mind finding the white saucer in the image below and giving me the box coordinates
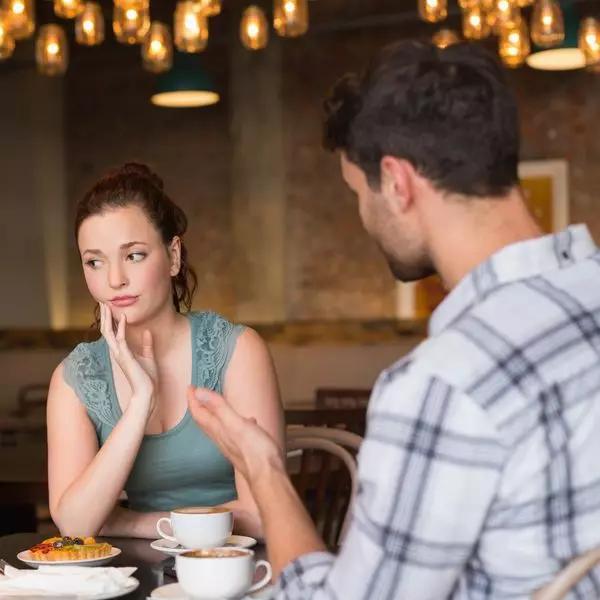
[150,582,274,599]
[150,536,257,555]
[17,547,122,568]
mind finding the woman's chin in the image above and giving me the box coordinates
[109,303,143,323]
[103,297,173,327]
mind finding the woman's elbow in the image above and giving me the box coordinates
[50,504,102,538]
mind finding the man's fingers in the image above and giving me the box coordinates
[192,387,222,406]
[187,389,222,438]
[187,387,216,424]
[188,388,244,431]
[193,387,242,423]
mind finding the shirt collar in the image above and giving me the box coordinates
[428,224,597,336]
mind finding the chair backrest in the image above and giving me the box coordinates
[285,406,367,437]
[286,427,362,550]
[315,387,371,410]
[534,548,600,600]
[287,426,362,451]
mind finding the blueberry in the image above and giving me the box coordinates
[73,538,84,545]
[52,541,64,548]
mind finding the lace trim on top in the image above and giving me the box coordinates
[62,312,243,431]
[195,311,241,395]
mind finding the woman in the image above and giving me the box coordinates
[47,162,284,539]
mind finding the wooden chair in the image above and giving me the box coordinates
[315,387,371,410]
[286,427,362,550]
[534,548,600,600]
[286,406,367,437]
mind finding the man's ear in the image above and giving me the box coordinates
[380,156,416,214]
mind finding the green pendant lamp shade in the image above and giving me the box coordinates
[526,0,586,70]
[151,52,219,107]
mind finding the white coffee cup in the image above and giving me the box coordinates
[156,506,233,549]
[175,548,272,599]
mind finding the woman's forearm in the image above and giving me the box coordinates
[222,499,263,540]
[98,505,169,538]
[52,402,151,536]
[100,502,260,541]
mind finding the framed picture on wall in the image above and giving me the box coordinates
[395,159,570,320]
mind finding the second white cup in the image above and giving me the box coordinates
[176,548,272,599]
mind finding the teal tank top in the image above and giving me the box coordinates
[62,311,244,512]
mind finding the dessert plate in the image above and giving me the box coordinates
[17,547,122,568]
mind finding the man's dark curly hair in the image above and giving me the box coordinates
[323,39,520,198]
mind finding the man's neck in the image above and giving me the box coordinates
[429,190,543,290]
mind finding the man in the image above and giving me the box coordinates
[188,39,600,598]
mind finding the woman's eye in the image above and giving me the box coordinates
[128,252,146,263]
[85,259,102,269]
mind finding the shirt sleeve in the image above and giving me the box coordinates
[274,367,507,600]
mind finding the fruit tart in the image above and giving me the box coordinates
[27,535,113,561]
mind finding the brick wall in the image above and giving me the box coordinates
[513,68,600,235]
[64,27,600,326]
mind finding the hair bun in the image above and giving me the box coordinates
[119,162,164,191]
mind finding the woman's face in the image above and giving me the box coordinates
[77,205,180,325]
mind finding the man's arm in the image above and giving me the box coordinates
[251,461,328,575]
[188,368,506,599]
[256,370,506,599]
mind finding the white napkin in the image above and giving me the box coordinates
[0,564,137,597]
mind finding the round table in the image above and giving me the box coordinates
[0,532,267,599]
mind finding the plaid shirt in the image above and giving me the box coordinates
[277,225,600,599]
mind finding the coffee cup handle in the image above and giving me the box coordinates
[156,517,177,543]
[247,560,272,593]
